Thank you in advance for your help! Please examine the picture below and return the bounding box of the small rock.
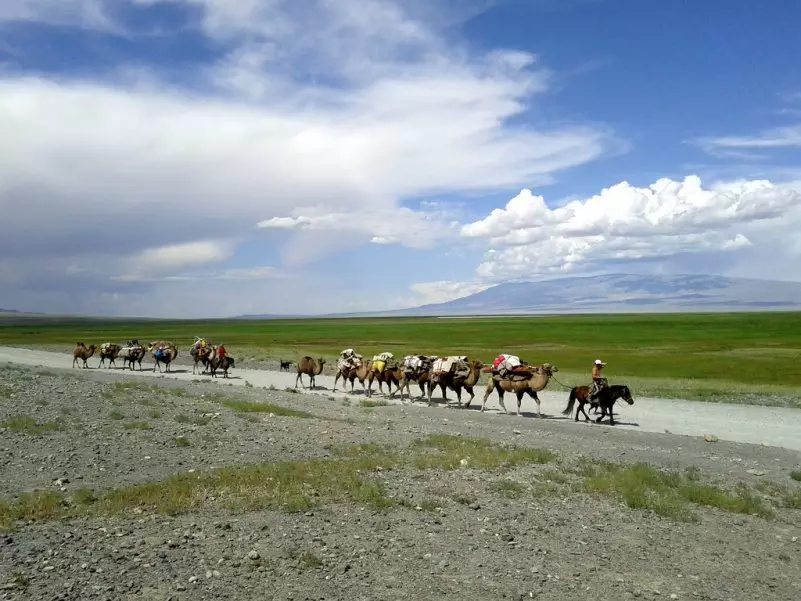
[468,502,481,511]
[703,434,718,442]
[670,595,678,600]
[247,550,260,561]
[175,584,186,591]
[205,570,213,579]
[188,576,197,583]
[746,469,765,476]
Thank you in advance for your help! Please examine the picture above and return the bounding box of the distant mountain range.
[238,274,801,318]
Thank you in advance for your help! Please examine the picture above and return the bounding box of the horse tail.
[562,387,577,416]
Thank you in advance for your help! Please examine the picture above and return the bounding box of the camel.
[97,343,121,369]
[295,356,326,389]
[333,359,373,395]
[396,369,430,402]
[148,342,178,373]
[478,363,558,416]
[366,364,406,397]
[192,345,216,375]
[72,342,97,369]
[210,355,235,379]
[121,346,146,371]
[427,359,484,407]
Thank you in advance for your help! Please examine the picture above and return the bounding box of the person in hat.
[217,342,227,361]
[589,359,607,403]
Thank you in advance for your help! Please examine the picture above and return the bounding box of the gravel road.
[0,350,800,600]
[1,346,800,452]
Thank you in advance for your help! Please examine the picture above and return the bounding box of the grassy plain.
[1,312,800,404]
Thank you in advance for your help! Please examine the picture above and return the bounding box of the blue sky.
[1,0,800,317]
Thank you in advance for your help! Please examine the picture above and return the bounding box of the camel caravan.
[70,336,632,422]
[72,336,234,378]
[291,348,584,417]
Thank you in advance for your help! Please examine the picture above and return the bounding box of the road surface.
[1,346,800,452]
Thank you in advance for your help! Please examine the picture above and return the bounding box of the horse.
[210,355,235,379]
[562,384,633,426]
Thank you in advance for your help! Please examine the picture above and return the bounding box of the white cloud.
[409,280,492,305]
[0,0,620,315]
[134,240,235,271]
[463,176,801,281]
[696,124,801,156]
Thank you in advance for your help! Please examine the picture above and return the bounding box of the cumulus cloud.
[463,176,801,281]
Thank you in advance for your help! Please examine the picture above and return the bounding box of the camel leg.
[426,379,435,406]
[497,386,507,414]
[295,373,304,389]
[332,372,340,392]
[454,385,462,408]
[480,381,494,412]
[527,389,541,417]
[516,391,524,416]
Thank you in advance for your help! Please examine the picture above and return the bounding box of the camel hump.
[302,355,313,361]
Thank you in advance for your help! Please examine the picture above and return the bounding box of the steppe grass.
[577,460,772,521]
[3,312,801,403]
[219,398,313,418]
[790,471,801,482]
[0,415,64,435]
[0,436,797,531]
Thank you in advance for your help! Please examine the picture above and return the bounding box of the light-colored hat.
[594,359,605,365]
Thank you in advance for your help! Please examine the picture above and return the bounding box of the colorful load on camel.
[486,353,538,380]
[371,352,395,373]
[402,354,434,375]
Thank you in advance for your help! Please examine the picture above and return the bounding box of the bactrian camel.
[295,356,326,389]
[98,343,121,369]
[396,369,430,402]
[478,363,558,416]
[333,360,373,395]
[148,341,178,373]
[366,364,405,398]
[192,345,216,375]
[72,342,97,369]
[121,346,146,371]
[427,360,484,407]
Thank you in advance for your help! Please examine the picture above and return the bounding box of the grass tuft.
[580,461,773,521]
[0,415,63,435]
[220,398,313,418]
[790,471,801,482]
[411,434,556,470]
[123,421,152,430]
[175,414,211,426]
[174,436,191,447]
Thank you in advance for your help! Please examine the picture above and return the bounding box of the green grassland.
[1,312,800,405]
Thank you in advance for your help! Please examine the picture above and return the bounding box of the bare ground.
[0,357,800,600]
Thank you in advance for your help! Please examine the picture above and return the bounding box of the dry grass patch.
[220,398,313,418]
[411,434,556,470]
[578,461,772,522]
[0,415,64,435]
[174,414,211,426]
[123,421,152,430]
[790,471,801,482]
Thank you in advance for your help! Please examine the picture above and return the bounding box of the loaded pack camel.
[210,355,235,379]
[72,342,97,369]
[396,369,430,402]
[148,341,178,373]
[333,359,373,395]
[295,356,326,389]
[192,345,216,375]
[477,363,558,416]
[427,359,484,407]
[97,343,121,368]
[121,346,146,371]
[366,364,405,398]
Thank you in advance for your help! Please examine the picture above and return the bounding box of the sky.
[1,0,800,317]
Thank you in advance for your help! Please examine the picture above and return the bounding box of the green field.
[1,312,800,406]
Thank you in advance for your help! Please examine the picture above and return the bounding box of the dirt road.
[1,345,799,452]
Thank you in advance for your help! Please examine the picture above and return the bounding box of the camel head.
[541,363,558,375]
[88,344,98,351]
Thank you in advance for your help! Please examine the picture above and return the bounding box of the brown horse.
[210,355,235,379]
[562,384,634,426]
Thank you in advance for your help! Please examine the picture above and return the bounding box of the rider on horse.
[589,359,608,403]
